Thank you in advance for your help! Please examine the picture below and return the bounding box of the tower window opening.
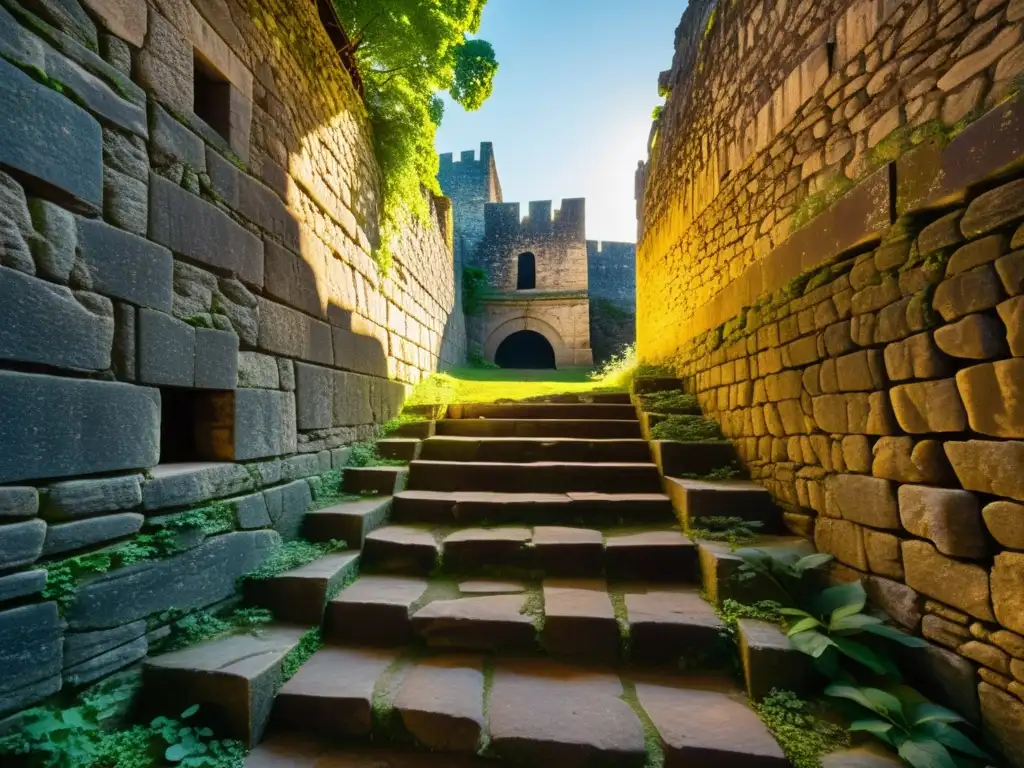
[517,252,536,290]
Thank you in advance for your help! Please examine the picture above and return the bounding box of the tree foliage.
[332,0,498,272]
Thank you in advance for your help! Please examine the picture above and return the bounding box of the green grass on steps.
[405,367,627,407]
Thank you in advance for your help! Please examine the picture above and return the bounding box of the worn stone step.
[533,526,604,575]
[243,551,360,625]
[271,646,399,737]
[542,579,620,661]
[664,477,780,531]
[392,655,485,752]
[407,461,663,494]
[247,737,495,767]
[143,624,306,748]
[362,525,440,574]
[487,658,645,765]
[449,403,638,420]
[651,440,739,477]
[435,418,642,439]
[392,490,673,526]
[411,593,538,652]
[390,420,436,439]
[302,496,391,548]
[344,466,409,495]
[621,584,724,664]
[442,527,533,570]
[699,536,816,606]
[378,438,422,462]
[323,575,429,646]
[633,673,788,766]
[518,392,632,404]
[738,618,816,702]
[605,530,699,582]
[632,377,684,394]
[419,436,652,464]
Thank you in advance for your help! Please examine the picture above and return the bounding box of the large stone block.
[932,267,1004,321]
[295,363,333,430]
[0,3,44,70]
[871,437,951,484]
[0,570,46,604]
[983,500,1024,550]
[901,539,994,621]
[142,462,255,512]
[883,332,951,382]
[961,179,1024,239]
[263,240,322,318]
[75,218,172,311]
[43,48,146,139]
[814,517,867,570]
[889,379,967,433]
[865,576,922,631]
[992,552,1024,636]
[333,327,389,378]
[257,298,333,366]
[0,519,46,570]
[233,390,297,461]
[65,530,280,630]
[79,0,147,47]
[0,266,113,371]
[149,174,263,287]
[263,480,312,541]
[945,440,1024,502]
[0,603,62,702]
[138,308,195,386]
[42,513,143,557]
[194,328,238,390]
[0,57,102,211]
[0,372,159,483]
[150,105,204,170]
[42,475,142,520]
[933,313,1006,360]
[898,485,986,559]
[333,370,374,426]
[956,359,1024,438]
[825,474,900,529]
[998,296,1024,355]
[0,487,38,519]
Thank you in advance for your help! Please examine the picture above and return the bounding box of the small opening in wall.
[159,388,233,463]
[496,330,556,369]
[517,252,536,290]
[193,54,232,141]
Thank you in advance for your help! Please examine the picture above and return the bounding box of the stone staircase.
[140,391,803,767]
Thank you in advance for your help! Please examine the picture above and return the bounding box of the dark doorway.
[517,252,536,290]
[194,54,232,141]
[495,330,556,369]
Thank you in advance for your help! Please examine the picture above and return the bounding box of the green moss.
[675,465,742,482]
[281,628,323,681]
[650,415,722,442]
[867,126,910,169]
[371,655,415,743]
[347,441,407,468]
[789,176,855,234]
[754,690,849,768]
[640,390,700,414]
[463,266,488,316]
[152,607,274,654]
[620,678,666,768]
[909,119,949,148]
[609,588,632,660]
[241,539,348,582]
[687,516,762,549]
[519,587,545,635]
[781,261,835,302]
[151,501,236,536]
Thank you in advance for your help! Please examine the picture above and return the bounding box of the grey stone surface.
[0,488,38,519]
[64,635,147,687]
[247,459,282,487]
[295,363,333,430]
[42,475,142,520]
[0,3,45,70]
[0,372,159,483]
[0,570,46,604]
[0,265,113,371]
[42,512,144,557]
[150,105,205,171]
[0,57,102,211]
[333,370,374,426]
[138,308,195,386]
[234,390,297,461]
[0,603,62,695]
[0,676,61,718]
[206,146,241,209]
[65,530,280,629]
[149,174,263,287]
[280,454,321,482]
[76,218,173,311]
[234,492,272,530]
[258,298,333,366]
[238,352,279,389]
[0,520,46,570]
[63,620,146,668]
[142,462,256,512]
[278,358,295,391]
[27,198,75,283]
[44,47,146,138]
[28,0,97,50]
[103,167,148,236]
[112,302,136,380]
[263,480,312,541]
[195,328,239,389]
[0,171,36,275]
[102,126,148,182]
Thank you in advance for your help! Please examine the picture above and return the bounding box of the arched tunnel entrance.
[495,330,556,369]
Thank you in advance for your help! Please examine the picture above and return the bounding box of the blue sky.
[435,0,685,244]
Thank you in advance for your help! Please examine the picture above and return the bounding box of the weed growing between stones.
[347,441,408,468]
[519,587,545,635]
[151,607,274,654]
[649,415,722,442]
[280,628,323,682]
[687,516,762,549]
[478,657,495,755]
[754,690,849,768]
[370,655,415,744]
[608,589,632,660]
[619,679,666,768]
[714,598,784,644]
[241,539,348,582]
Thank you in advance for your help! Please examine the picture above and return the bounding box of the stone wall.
[0,0,463,720]
[637,0,1024,758]
[588,240,637,363]
[439,142,503,266]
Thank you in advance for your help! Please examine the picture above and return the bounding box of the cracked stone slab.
[411,593,536,652]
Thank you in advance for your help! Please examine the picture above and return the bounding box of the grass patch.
[151,607,274,654]
[407,367,626,407]
[687,517,763,549]
[650,416,722,442]
[620,678,666,768]
[754,690,849,768]
[241,539,348,582]
[347,441,407,468]
[280,628,323,682]
[640,390,700,414]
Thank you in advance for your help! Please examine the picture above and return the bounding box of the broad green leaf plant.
[827,685,990,768]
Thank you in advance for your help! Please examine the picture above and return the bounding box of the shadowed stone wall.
[637,0,1024,760]
[588,240,637,363]
[0,0,464,721]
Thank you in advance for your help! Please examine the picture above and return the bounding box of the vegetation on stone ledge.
[332,0,498,272]
[754,690,849,768]
[152,607,275,655]
[241,539,348,582]
[639,390,700,414]
[649,415,722,442]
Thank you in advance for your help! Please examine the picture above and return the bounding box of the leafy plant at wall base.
[755,690,850,768]
[826,684,990,768]
[781,581,926,681]
[734,548,834,607]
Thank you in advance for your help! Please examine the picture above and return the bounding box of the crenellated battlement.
[484,198,586,241]
[439,142,495,173]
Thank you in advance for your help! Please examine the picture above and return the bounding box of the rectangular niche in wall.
[193,53,232,141]
[159,388,233,464]
[517,252,536,290]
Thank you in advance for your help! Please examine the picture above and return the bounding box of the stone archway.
[495,330,556,368]
[483,316,569,368]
